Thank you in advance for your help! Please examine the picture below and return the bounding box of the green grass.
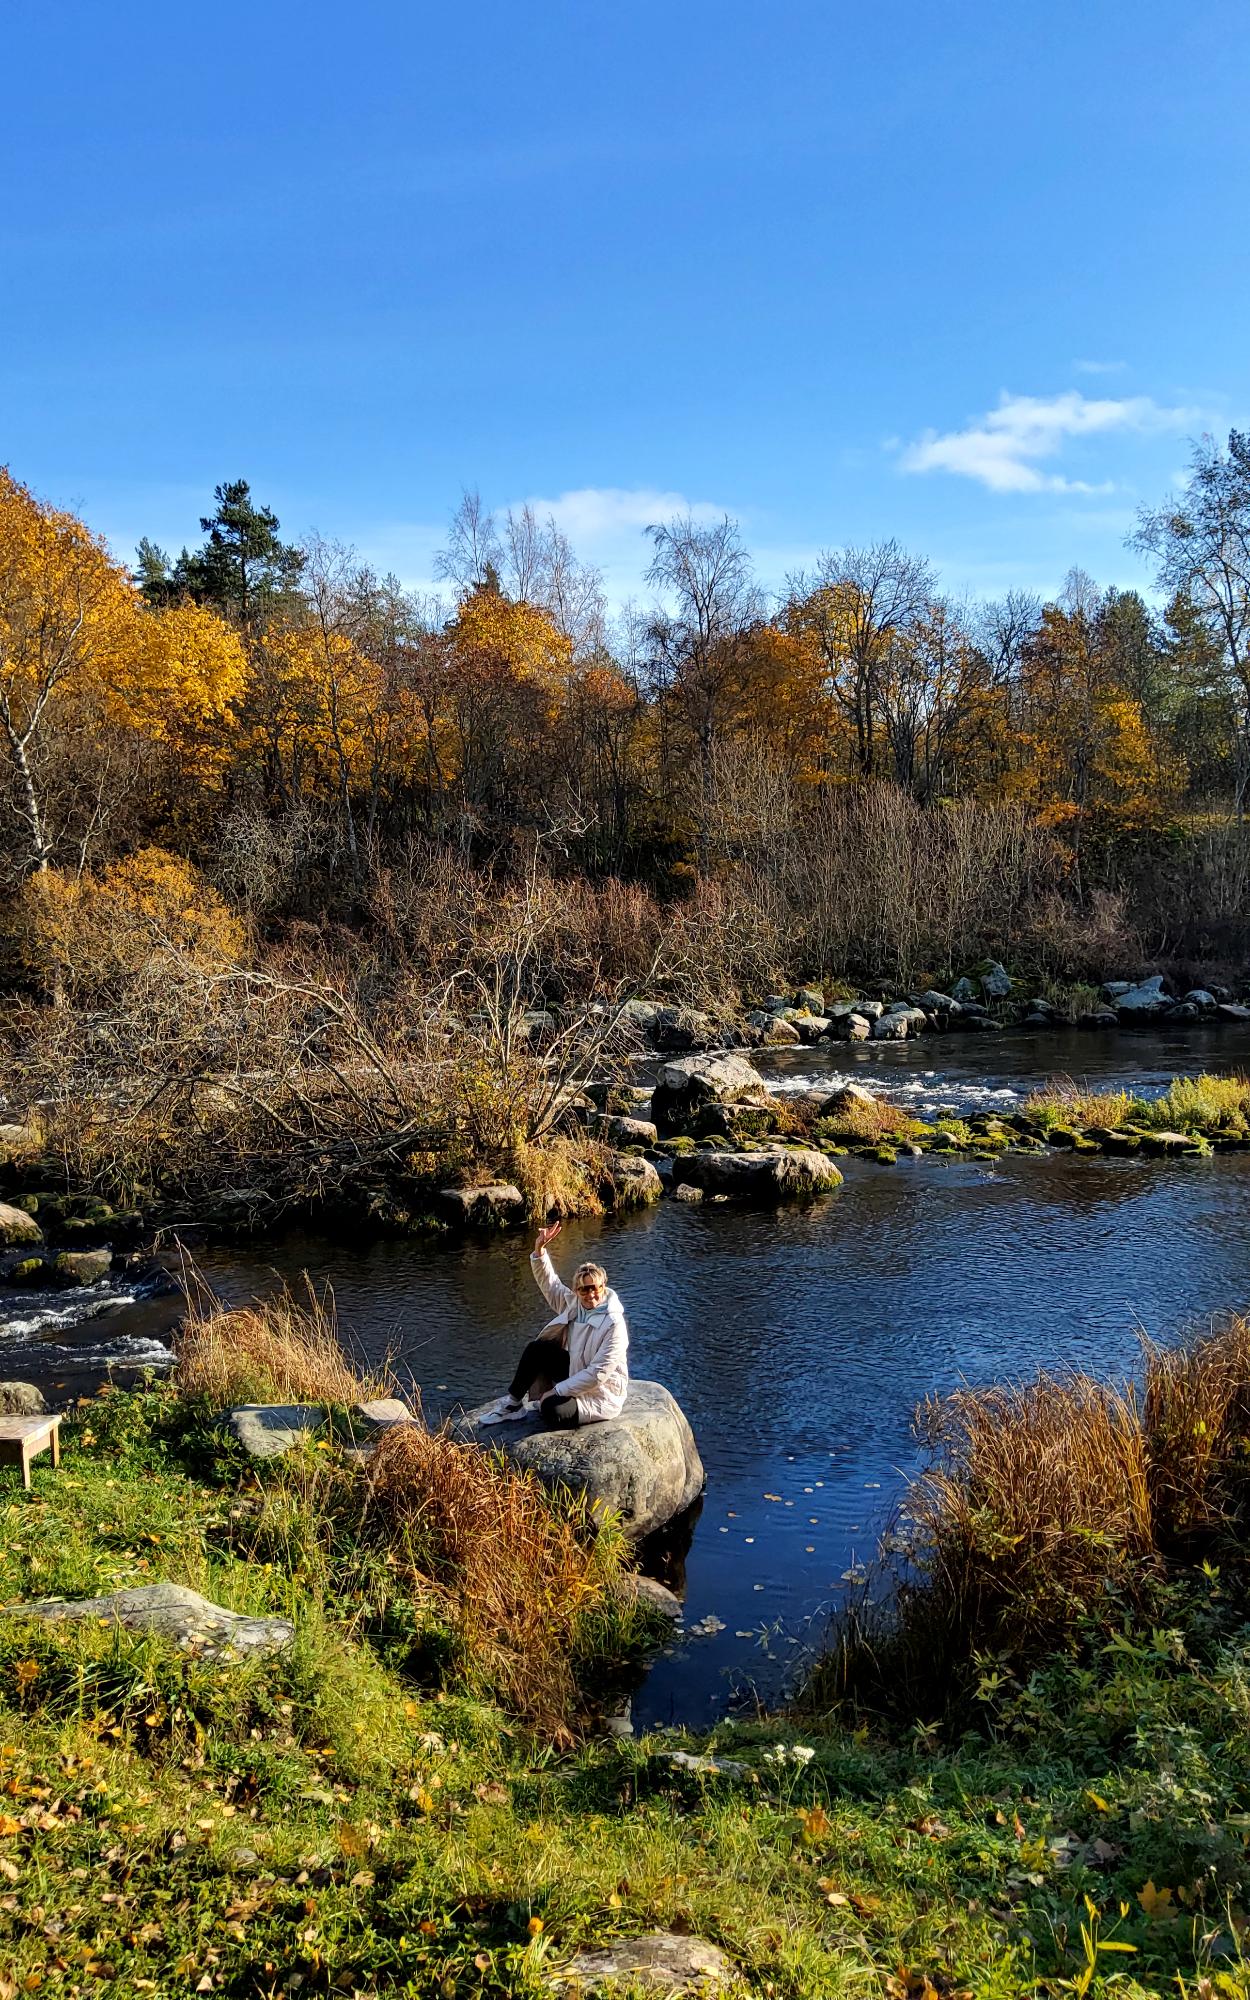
[0,1390,1248,1995]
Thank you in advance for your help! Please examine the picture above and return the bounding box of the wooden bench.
[0,1414,62,1490]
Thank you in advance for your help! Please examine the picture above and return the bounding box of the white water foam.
[769,1066,1025,1121]
[0,1284,139,1343]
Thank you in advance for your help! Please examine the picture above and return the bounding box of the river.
[4,1024,1250,1726]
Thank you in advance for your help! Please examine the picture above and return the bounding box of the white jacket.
[530,1248,629,1423]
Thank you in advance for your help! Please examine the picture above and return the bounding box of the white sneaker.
[479,1396,529,1426]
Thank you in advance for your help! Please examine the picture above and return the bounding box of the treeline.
[3,436,1250,980]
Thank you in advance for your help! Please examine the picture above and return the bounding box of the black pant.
[508,1340,580,1428]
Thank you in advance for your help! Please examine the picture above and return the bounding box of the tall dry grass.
[809,1315,1250,1717]
[908,1374,1154,1651]
[1144,1314,1250,1551]
[364,1423,615,1738]
[175,1277,393,1406]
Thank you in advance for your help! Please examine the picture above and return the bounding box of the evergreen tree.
[183,480,305,629]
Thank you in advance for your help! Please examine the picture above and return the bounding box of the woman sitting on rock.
[479,1221,630,1428]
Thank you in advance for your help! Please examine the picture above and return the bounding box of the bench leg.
[51,1429,60,1468]
[21,1444,32,1492]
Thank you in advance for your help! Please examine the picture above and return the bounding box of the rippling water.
[5,1025,1250,1724]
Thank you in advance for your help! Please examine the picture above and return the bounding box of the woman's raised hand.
[535,1220,563,1252]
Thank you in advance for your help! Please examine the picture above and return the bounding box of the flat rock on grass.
[5,1583,294,1658]
[458,1380,705,1538]
[226,1404,327,1457]
[549,1932,737,1995]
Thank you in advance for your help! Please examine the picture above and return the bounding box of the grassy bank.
[0,1300,1249,1993]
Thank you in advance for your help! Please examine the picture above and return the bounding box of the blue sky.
[4,0,1247,612]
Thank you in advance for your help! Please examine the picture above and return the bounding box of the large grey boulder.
[1217,1001,1250,1022]
[0,1202,41,1248]
[793,987,825,1015]
[226,1404,326,1458]
[459,1380,704,1538]
[1116,974,1171,1015]
[436,1183,526,1228]
[980,960,1013,999]
[0,1381,47,1415]
[548,1932,737,1995]
[5,1583,294,1658]
[671,1147,842,1201]
[652,1053,772,1133]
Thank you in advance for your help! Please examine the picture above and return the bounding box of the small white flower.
[790,1745,816,1765]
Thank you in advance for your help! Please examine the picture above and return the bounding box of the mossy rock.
[1071,1135,1101,1153]
[8,1257,47,1287]
[927,1132,963,1153]
[655,1137,696,1157]
[1139,1129,1203,1155]
[870,1146,898,1164]
[1045,1126,1080,1148]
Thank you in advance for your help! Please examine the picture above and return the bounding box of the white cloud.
[516,486,726,543]
[899,390,1198,495]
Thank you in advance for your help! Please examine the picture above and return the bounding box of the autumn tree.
[1133,431,1250,811]
[784,542,934,780]
[0,471,245,878]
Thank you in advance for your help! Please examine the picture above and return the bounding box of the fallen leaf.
[1139,1880,1176,1920]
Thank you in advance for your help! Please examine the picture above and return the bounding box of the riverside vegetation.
[1,1292,1249,1995]
[6,451,1250,1236]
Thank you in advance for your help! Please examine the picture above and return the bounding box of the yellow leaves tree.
[0,470,245,875]
[12,848,244,1006]
[444,584,573,823]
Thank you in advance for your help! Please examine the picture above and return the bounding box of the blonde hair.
[574,1261,608,1290]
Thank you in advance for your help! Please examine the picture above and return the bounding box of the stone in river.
[745,1010,801,1044]
[48,1248,112,1288]
[587,1110,658,1146]
[651,1052,773,1133]
[1115,974,1171,1015]
[5,1583,294,1658]
[0,1201,42,1248]
[980,960,1013,999]
[671,1147,842,1201]
[458,1380,705,1538]
[435,1183,527,1228]
[604,1153,664,1206]
[1217,1002,1250,1022]
[872,1006,926,1040]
